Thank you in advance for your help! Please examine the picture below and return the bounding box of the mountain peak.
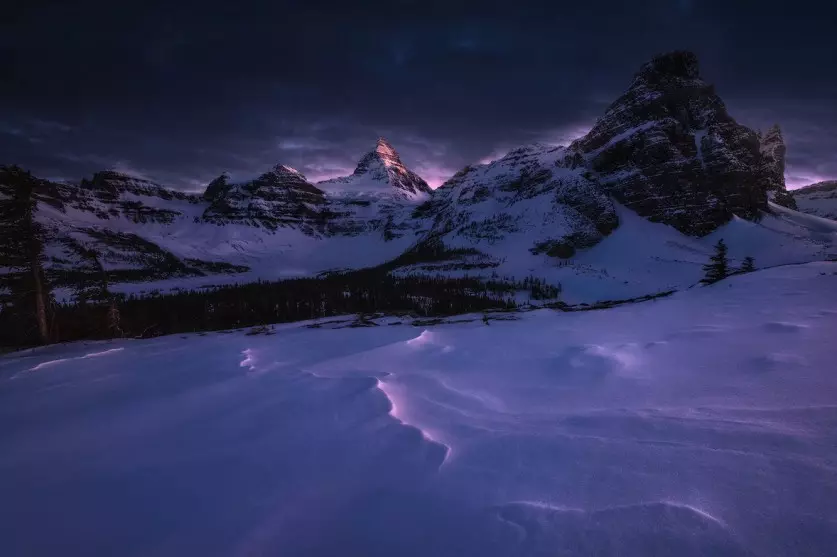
[568,50,771,235]
[268,164,305,178]
[317,138,432,198]
[354,137,406,176]
[762,124,783,143]
[203,172,231,202]
[375,137,401,163]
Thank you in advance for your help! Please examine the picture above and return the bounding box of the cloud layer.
[2,1,834,190]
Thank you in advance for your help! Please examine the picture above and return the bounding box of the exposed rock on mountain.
[82,171,196,202]
[318,137,433,200]
[0,166,244,298]
[315,138,432,239]
[202,165,326,232]
[38,170,202,224]
[759,125,797,209]
[569,50,770,236]
[203,172,231,202]
[420,144,618,266]
[3,51,833,304]
[414,50,794,268]
[792,180,837,220]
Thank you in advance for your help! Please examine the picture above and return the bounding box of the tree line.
[30,272,525,346]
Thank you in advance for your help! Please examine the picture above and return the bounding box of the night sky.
[3,1,835,190]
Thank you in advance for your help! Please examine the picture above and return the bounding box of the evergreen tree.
[741,256,756,273]
[702,239,729,283]
[0,166,52,344]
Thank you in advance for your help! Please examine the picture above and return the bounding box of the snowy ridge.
[793,180,837,220]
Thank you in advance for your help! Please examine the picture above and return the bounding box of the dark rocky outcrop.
[759,125,796,209]
[568,50,771,236]
[203,172,232,202]
[82,171,198,203]
[202,164,326,232]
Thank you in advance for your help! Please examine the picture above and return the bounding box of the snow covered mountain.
[318,137,433,200]
[201,164,326,233]
[570,51,785,234]
[0,139,434,299]
[394,52,833,301]
[1,51,834,304]
[792,180,837,220]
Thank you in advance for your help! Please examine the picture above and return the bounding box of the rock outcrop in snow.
[202,172,231,203]
[201,164,326,232]
[569,51,771,236]
[759,125,797,209]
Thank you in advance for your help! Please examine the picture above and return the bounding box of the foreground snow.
[2,263,837,556]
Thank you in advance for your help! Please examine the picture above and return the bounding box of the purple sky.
[2,1,835,190]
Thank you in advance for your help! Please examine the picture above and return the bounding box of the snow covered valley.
[2,262,837,556]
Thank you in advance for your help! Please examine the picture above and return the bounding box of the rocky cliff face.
[203,172,232,202]
[568,51,770,236]
[759,125,797,209]
[202,165,326,233]
[31,170,202,224]
[792,180,837,220]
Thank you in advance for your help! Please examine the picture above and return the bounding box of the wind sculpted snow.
[2,263,837,556]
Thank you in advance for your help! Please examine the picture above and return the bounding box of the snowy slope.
[394,141,836,303]
[2,262,837,556]
[1,146,432,298]
[793,180,837,220]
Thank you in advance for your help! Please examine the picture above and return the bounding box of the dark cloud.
[2,0,835,189]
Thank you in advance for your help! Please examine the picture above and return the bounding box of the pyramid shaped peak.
[268,163,305,178]
[353,137,406,176]
[333,137,432,197]
[203,172,232,201]
[375,136,400,159]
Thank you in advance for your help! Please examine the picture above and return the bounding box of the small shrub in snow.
[702,239,730,283]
